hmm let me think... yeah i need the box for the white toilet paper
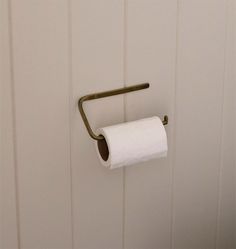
[95,116,168,169]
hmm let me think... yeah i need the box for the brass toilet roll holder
[78,83,168,141]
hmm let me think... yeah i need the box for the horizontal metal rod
[78,83,168,141]
[80,83,150,102]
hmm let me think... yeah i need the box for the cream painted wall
[1,0,235,249]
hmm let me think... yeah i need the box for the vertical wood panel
[216,1,235,247]
[71,0,124,248]
[0,6,3,237]
[234,3,236,243]
[124,1,177,248]
[0,91,2,249]
[173,0,227,248]
[0,0,19,248]
[234,0,236,243]
[10,0,72,248]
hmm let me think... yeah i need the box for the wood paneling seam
[7,0,21,247]
[215,0,231,247]
[67,0,74,247]
[122,0,127,248]
[170,1,180,248]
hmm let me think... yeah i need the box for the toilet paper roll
[95,116,168,169]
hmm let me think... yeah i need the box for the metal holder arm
[78,83,168,141]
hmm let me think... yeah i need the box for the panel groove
[7,0,21,247]
[0,0,19,247]
[122,0,127,248]
[170,1,180,248]
[67,0,74,247]
[214,1,230,247]
[215,0,235,247]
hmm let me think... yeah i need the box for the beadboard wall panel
[70,0,124,248]
[216,1,235,248]
[124,1,177,248]
[9,0,72,248]
[173,0,228,248]
[0,0,19,248]
[0,0,235,248]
